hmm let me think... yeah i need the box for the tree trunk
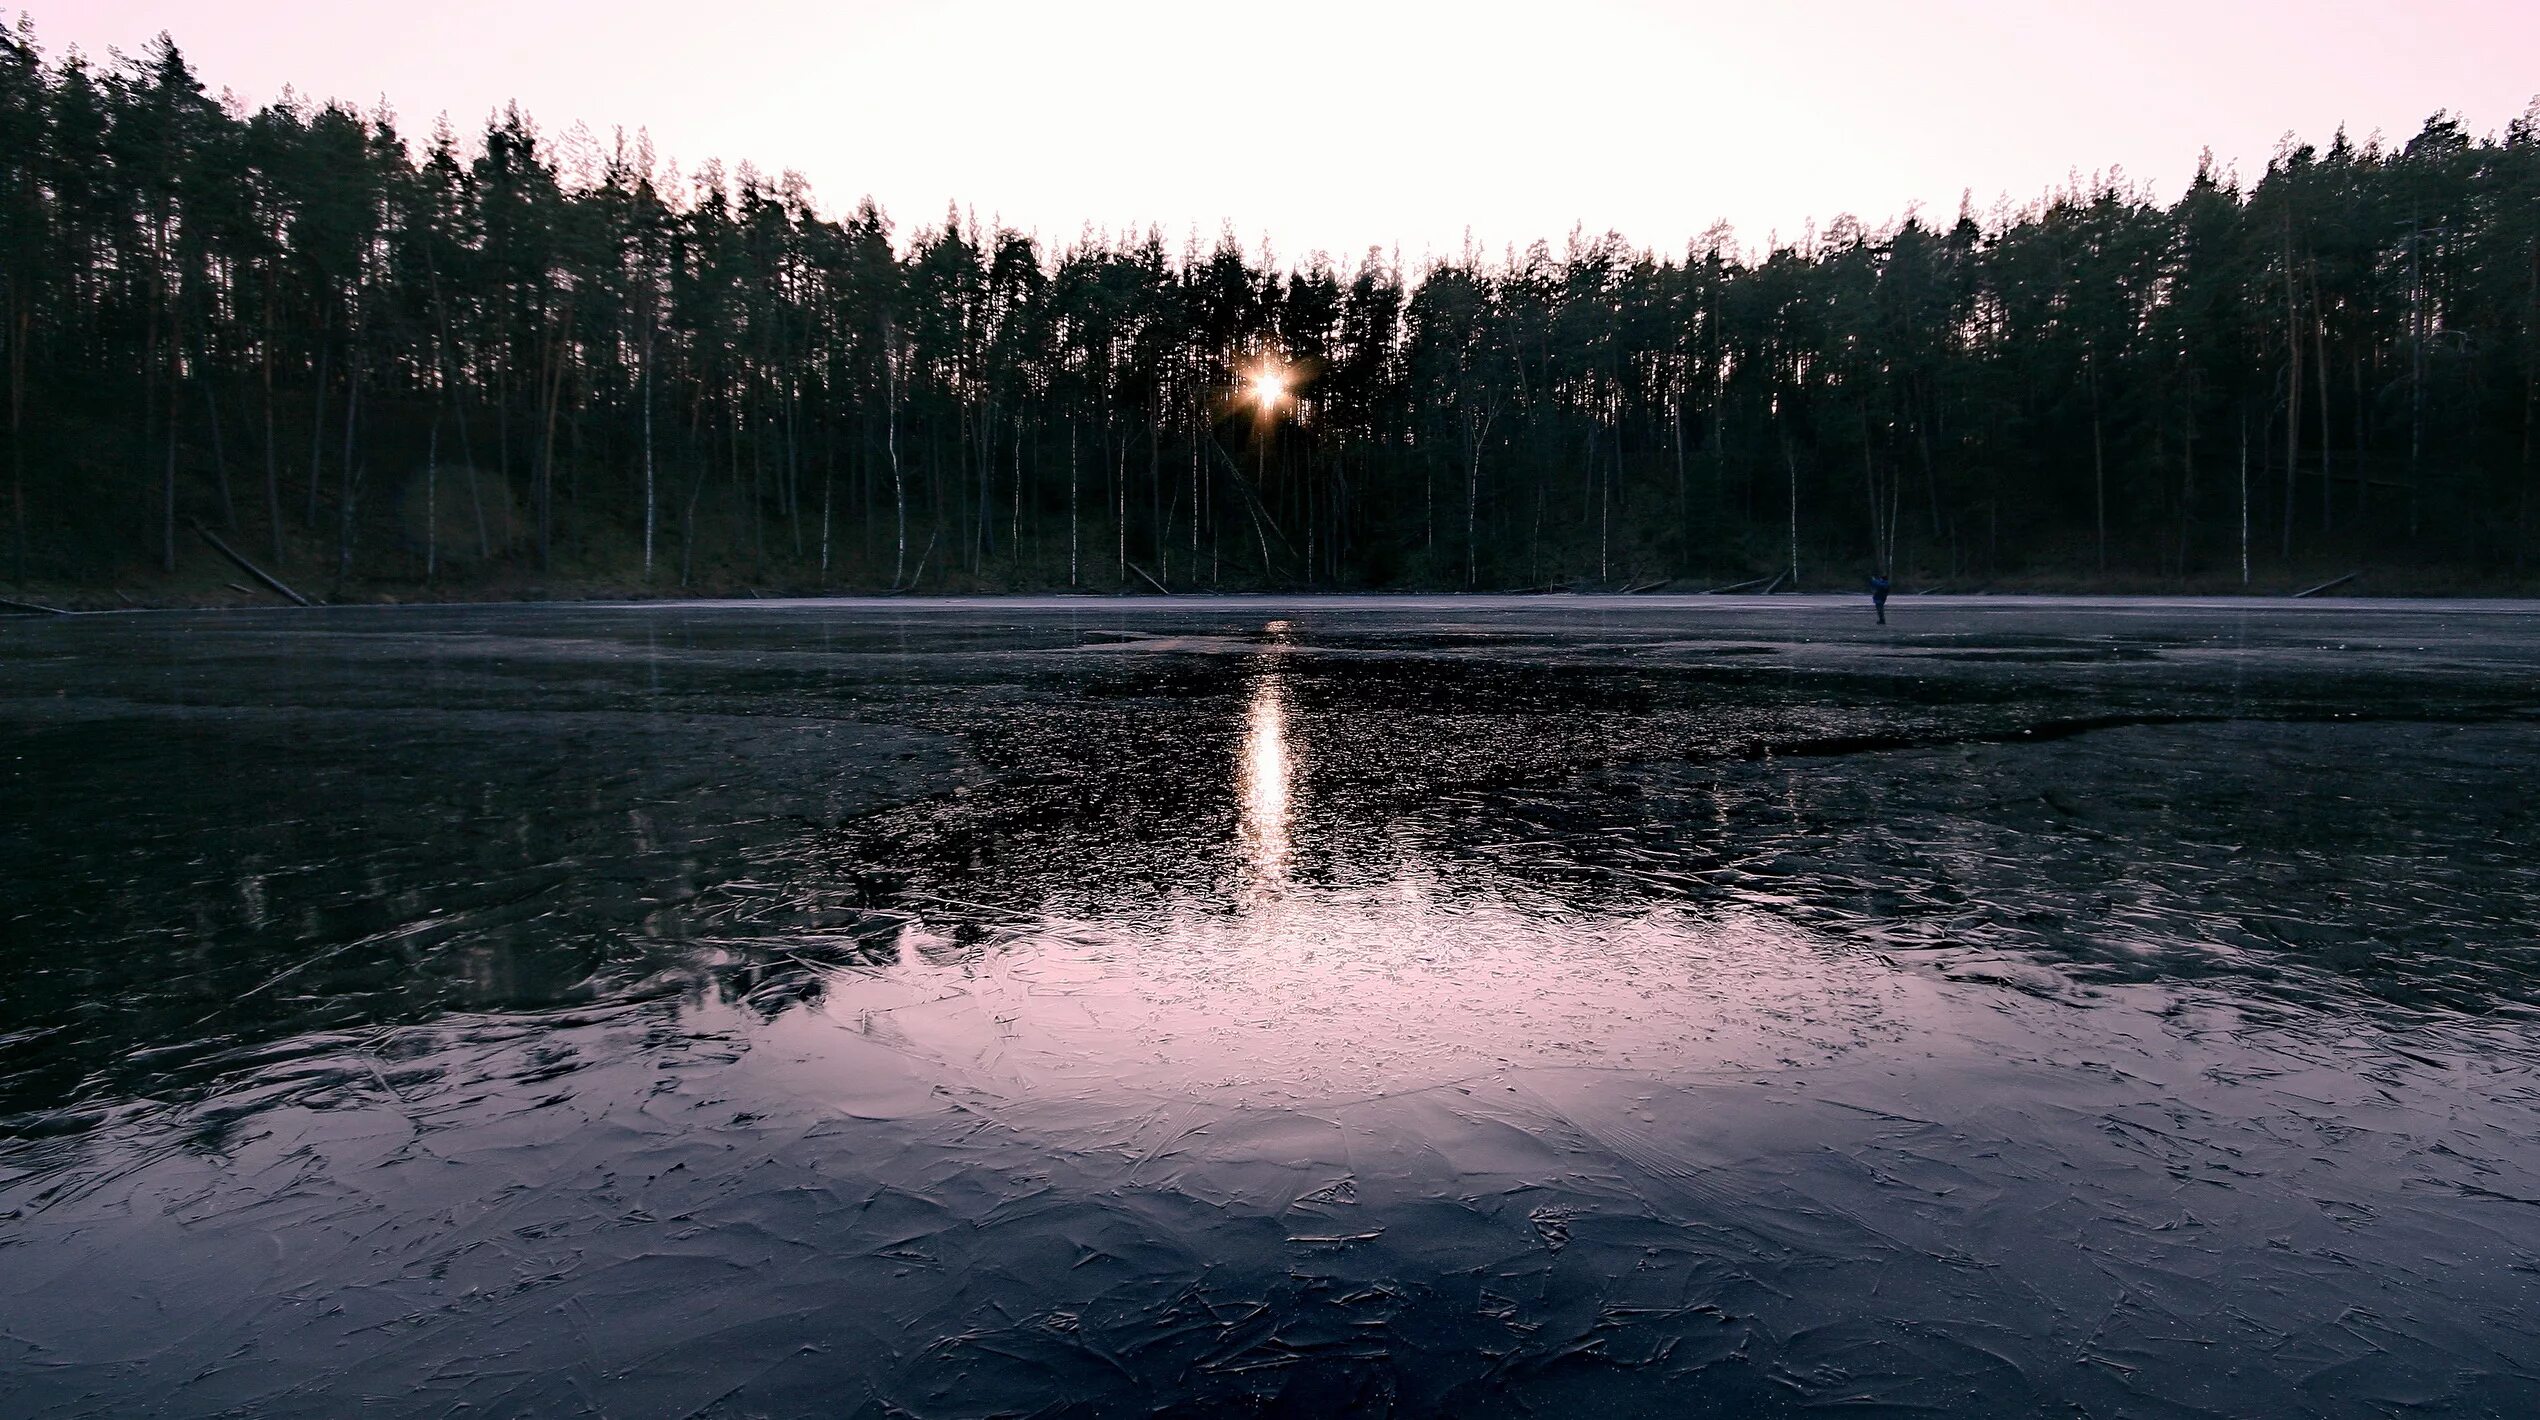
[1464,419,1480,589]
[642,332,656,580]
[424,256,490,560]
[887,328,906,588]
[2313,283,2333,534]
[1861,401,1882,573]
[10,298,29,581]
[819,407,834,581]
[2352,352,2370,523]
[425,416,439,584]
[200,365,234,529]
[537,330,567,573]
[2088,353,2107,572]
[2239,409,2251,586]
[2408,215,2426,540]
[334,347,362,587]
[161,349,180,575]
[261,342,284,569]
[306,322,330,528]
[2175,397,2198,577]
[1784,437,1800,588]
[1673,393,1687,570]
[2282,225,2302,560]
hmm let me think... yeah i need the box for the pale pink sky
[25,0,2540,263]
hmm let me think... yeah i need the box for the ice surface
[3,596,2537,1416]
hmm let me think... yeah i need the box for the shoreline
[14,586,2540,616]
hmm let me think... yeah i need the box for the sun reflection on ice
[774,618,1942,1103]
[1237,668,1294,893]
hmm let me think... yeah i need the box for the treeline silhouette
[3,27,2537,598]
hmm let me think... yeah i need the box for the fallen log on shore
[190,521,314,606]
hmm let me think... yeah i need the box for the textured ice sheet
[3,596,2538,1417]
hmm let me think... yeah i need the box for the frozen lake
[5,595,2539,1416]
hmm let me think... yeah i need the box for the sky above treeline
[27,0,2540,265]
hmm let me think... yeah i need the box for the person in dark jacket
[1869,572,1891,624]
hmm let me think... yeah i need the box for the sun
[1247,365,1287,413]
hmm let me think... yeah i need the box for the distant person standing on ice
[1868,572,1892,624]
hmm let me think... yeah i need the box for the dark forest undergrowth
[9,508,2531,612]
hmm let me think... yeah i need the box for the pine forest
[5,27,2539,600]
